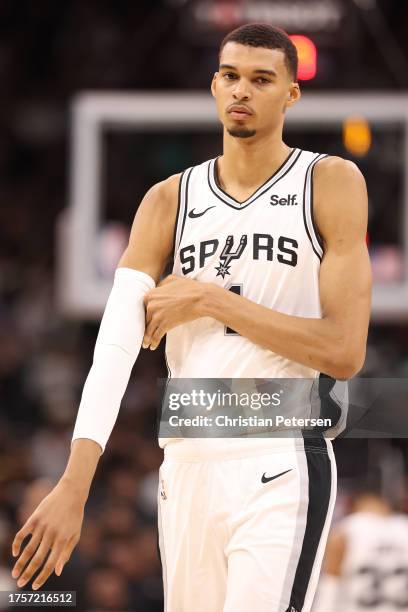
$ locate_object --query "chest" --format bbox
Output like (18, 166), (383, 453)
(174, 150), (324, 281)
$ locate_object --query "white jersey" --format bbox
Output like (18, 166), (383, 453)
(335, 511), (408, 612)
(161, 148), (348, 447)
(166, 147), (326, 377)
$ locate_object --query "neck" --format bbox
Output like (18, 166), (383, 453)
(353, 498), (391, 516)
(219, 127), (292, 190)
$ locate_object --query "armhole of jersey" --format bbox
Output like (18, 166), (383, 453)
(173, 166), (193, 258)
(167, 166), (193, 379)
(303, 153), (328, 261)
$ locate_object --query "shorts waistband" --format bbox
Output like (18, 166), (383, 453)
(163, 436), (307, 462)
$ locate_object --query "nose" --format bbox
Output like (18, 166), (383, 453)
(232, 78), (251, 101)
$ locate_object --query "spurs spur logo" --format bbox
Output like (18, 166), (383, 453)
(215, 235), (248, 278)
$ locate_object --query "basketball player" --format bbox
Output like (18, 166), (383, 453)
(11, 23), (371, 612)
(312, 488), (408, 612)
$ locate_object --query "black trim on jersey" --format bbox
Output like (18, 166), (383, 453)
(167, 169), (190, 382)
(167, 167), (192, 384)
(310, 156), (328, 251)
(285, 435), (332, 612)
(178, 167), (193, 250)
(208, 148), (302, 210)
(317, 372), (342, 433)
(302, 155), (325, 261)
(171, 170), (185, 260)
(164, 350), (172, 379)
(213, 147), (296, 204)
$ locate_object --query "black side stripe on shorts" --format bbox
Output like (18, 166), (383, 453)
(285, 435), (332, 612)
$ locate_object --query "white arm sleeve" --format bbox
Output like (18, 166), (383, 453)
(71, 267), (155, 454)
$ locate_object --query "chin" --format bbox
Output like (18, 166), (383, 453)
(226, 126), (257, 139)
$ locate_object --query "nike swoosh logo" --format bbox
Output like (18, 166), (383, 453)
(261, 469), (293, 484)
(188, 206), (216, 218)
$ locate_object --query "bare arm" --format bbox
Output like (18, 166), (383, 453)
(322, 527), (347, 576)
(144, 157), (372, 379)
(118, 173), (180, 280)
(311, 528), (346, 612)
(61, 439), (102, 500)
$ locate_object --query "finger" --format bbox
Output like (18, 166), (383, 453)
(16, 531), (54, 588)
(55, 535), (78, 576)
(32, 538), (67, 590)
(143, 319), (158, 348)
(144, 302), (155, 325)
(150, 326), (165, 350)
(12, 519), (37, 557)
(12, 529), (43, 580)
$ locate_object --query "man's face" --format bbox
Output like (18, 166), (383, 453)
(211, 42), (299, 139)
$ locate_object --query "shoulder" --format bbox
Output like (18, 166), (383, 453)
(313, 155), (367, 191)
(139, 172), (182, 220)
(390, 513), (408, 528)
(147, 172), (182, 203)
(313, 156), (367, 222)
(142, 156), (212, 210)
(312, 155), (368, 236)
(144, 158), (211, 209)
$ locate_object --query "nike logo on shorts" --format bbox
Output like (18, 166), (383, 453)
(261, 469), (293, 483)
(188, 206), (216, 218)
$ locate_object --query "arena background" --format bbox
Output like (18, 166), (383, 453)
(1, 1), (408, 610)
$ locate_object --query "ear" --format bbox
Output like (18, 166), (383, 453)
(211, 72), (218, 98)
(284, 83), (301, 110)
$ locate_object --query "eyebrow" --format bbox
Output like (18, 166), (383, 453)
(219, 64), (277, 77)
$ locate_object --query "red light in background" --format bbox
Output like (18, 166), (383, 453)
(290, 35), (317, 81)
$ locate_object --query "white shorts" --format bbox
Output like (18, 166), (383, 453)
(157, 435), (337, 612)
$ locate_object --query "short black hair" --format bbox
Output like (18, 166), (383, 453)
(219, 23), (298, 82)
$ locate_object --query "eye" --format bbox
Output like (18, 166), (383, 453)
(223, 72), (238, 80)
(255, 77), (270, 84)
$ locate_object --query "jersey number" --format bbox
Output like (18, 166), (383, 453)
(353, 565), (408, 608)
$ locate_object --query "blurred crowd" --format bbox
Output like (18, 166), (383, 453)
(0, 307), (167, 610)
(1, 1), (408, 610)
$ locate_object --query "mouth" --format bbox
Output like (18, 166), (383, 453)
(227, 105), (253, 120)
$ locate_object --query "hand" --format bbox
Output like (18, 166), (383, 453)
(143, 274), (207, 350)
(11, 478), (85, 590)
